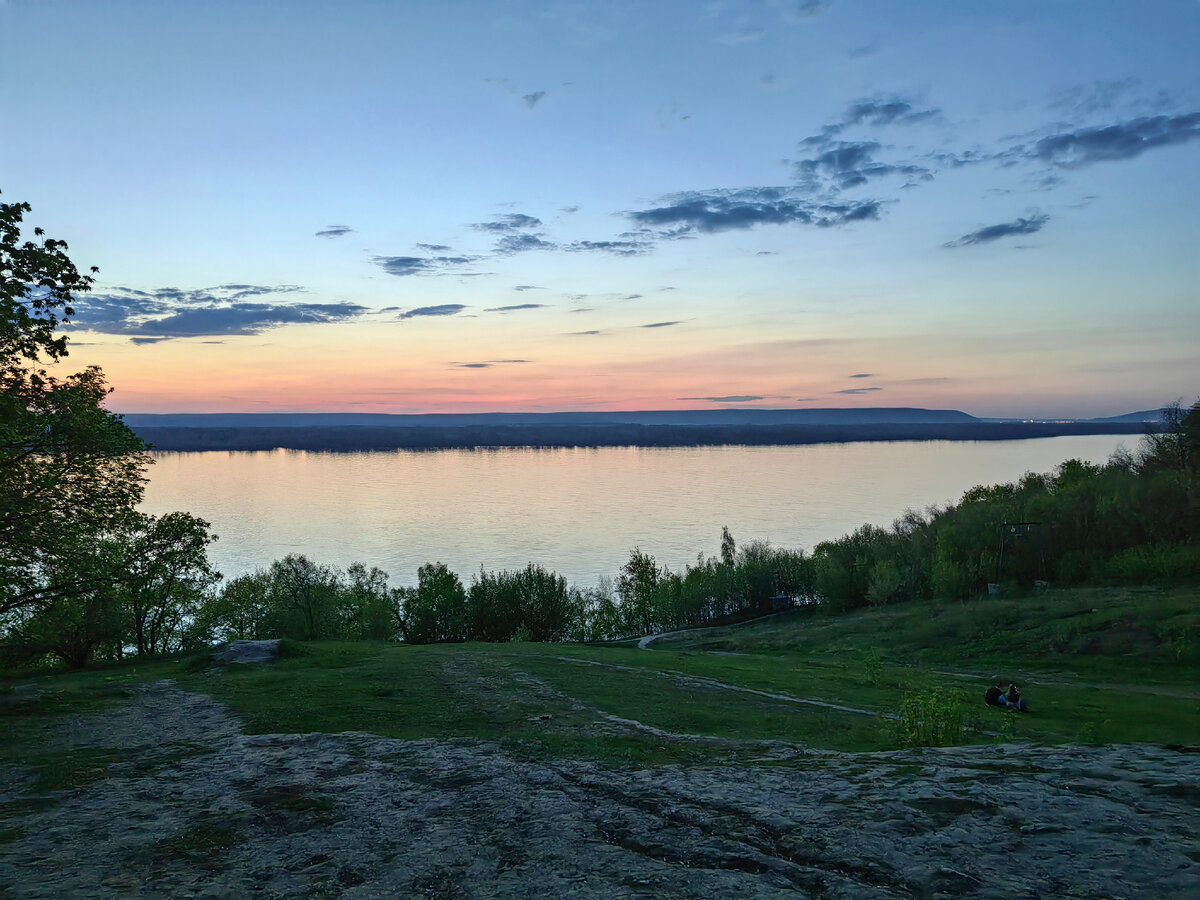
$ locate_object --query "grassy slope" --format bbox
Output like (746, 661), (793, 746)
(3, 585), (1197, 768)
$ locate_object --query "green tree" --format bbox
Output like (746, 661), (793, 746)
(617, 547), (662, 635)
(398, 562), (466, 644)
(342, 562), (395, 640)
(580, 577), (622, 641)
(190, 570), (273, 645)
(15, 532), (127, 668)
(121, 512), (220, 656)
(266, 554), (342, 641)
(1140, 400), (1200, 477)
(1, 194), (150, 618)
(512, 563), (576, 642)
(720, 525), (736, 567)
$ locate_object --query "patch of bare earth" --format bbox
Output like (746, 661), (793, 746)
(1, 680), (1197, 897)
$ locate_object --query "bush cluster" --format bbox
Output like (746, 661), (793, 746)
(809, 402), (1200, 613)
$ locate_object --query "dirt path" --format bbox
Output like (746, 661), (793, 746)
(560, 655), (886, 718)
(1, 681), (1198, 897)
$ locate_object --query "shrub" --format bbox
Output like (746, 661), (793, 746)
(1102, 544), (1200, 584)
(892, 687), (968, 747)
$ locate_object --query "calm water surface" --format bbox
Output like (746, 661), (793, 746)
(141, 436), (1134, 587)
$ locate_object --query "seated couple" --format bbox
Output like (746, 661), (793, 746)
(985, 682), (1028, 712)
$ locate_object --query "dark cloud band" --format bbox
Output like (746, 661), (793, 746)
(629, 187), (881, 234)
(1029, 112), (1200, 168)
(399, 304), (468, 319)
(67, 284), (365, 340)
(944, 214), (1048, 248)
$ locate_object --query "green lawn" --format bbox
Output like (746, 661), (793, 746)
(4, 584), (1197, 768)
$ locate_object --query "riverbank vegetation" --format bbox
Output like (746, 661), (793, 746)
(5, 583), (1198, 760)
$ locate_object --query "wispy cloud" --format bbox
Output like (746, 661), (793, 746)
(842, 97), (939, 128)
(495, 233), (558, 254)
(485, 78), (549, 111)
(640, 320), (682, 328)
(783, 0), (834, 20)
(1021, 112), (1200, 168)
(677, 395), (765, 402)
(399, 304), (468, 319)
(314, 225), (353, 239)
(67, 284), (367, 341)
(64, 285), (369, 340)
(374, 254), (477, 276)
(453, 359), (530, 369)
(629, 187), (881, 234)
(944, 214), (1049, 248)
(849, 373), (874, 378)
(513, 285), (544, 291)
(471, 214), (543, 233)
(370, 93), (1194, 279)
(835, 386), (883, 394)
(798, 96), (940, 153)
(484, 303), (546, 313)
(792, 141), (930, 190)
(563, 239), (654, 255)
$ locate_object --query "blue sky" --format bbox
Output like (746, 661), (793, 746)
(3, 0), (1197, 417)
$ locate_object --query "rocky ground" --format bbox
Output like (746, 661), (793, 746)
(2, 678), (1198, 898)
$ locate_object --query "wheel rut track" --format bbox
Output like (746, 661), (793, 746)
(550, 765), (914, 896)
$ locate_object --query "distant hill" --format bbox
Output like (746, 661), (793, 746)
(121, 407), (980, 430)
(1084, 409), (1167, 424)
(121, 406), (1156, 452)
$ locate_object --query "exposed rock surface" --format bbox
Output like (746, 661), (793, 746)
(211, 640), (281, 666)
(1, 681), (1197, 898)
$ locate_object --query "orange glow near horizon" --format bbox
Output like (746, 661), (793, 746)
(62, 304), (1193, 420)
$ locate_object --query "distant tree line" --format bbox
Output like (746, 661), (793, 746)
(133, 421), (1152, 453)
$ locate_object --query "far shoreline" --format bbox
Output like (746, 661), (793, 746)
(133, 421), (1154, 453)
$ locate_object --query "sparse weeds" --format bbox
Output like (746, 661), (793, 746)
(893, 688), (969, 748)
(861, 648), (883, 686)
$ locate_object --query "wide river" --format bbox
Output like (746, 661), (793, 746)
(141, 435), (1134, 588)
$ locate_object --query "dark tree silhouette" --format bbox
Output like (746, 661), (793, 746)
(1, 192), (153, 634)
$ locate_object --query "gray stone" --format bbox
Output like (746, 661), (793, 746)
(0, 682), (1197, 898)
(211, 639), (281, 665)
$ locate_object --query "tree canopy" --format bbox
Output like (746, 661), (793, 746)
(1, 193), (154, 619)
(0, 193), (223, 668)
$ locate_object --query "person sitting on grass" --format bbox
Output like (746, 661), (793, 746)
(997, 682), (1028, 712)
(985, 681), (1029, 712)
(984, 683), (1004, 707)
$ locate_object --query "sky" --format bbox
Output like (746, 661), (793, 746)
(3, 0), (1198, 419)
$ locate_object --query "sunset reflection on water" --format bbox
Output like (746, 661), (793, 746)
(141, 436), (1133, 587)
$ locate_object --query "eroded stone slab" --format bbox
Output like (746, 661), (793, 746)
(211, 640), (281, 666)
(1, 682), (1197, 898)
